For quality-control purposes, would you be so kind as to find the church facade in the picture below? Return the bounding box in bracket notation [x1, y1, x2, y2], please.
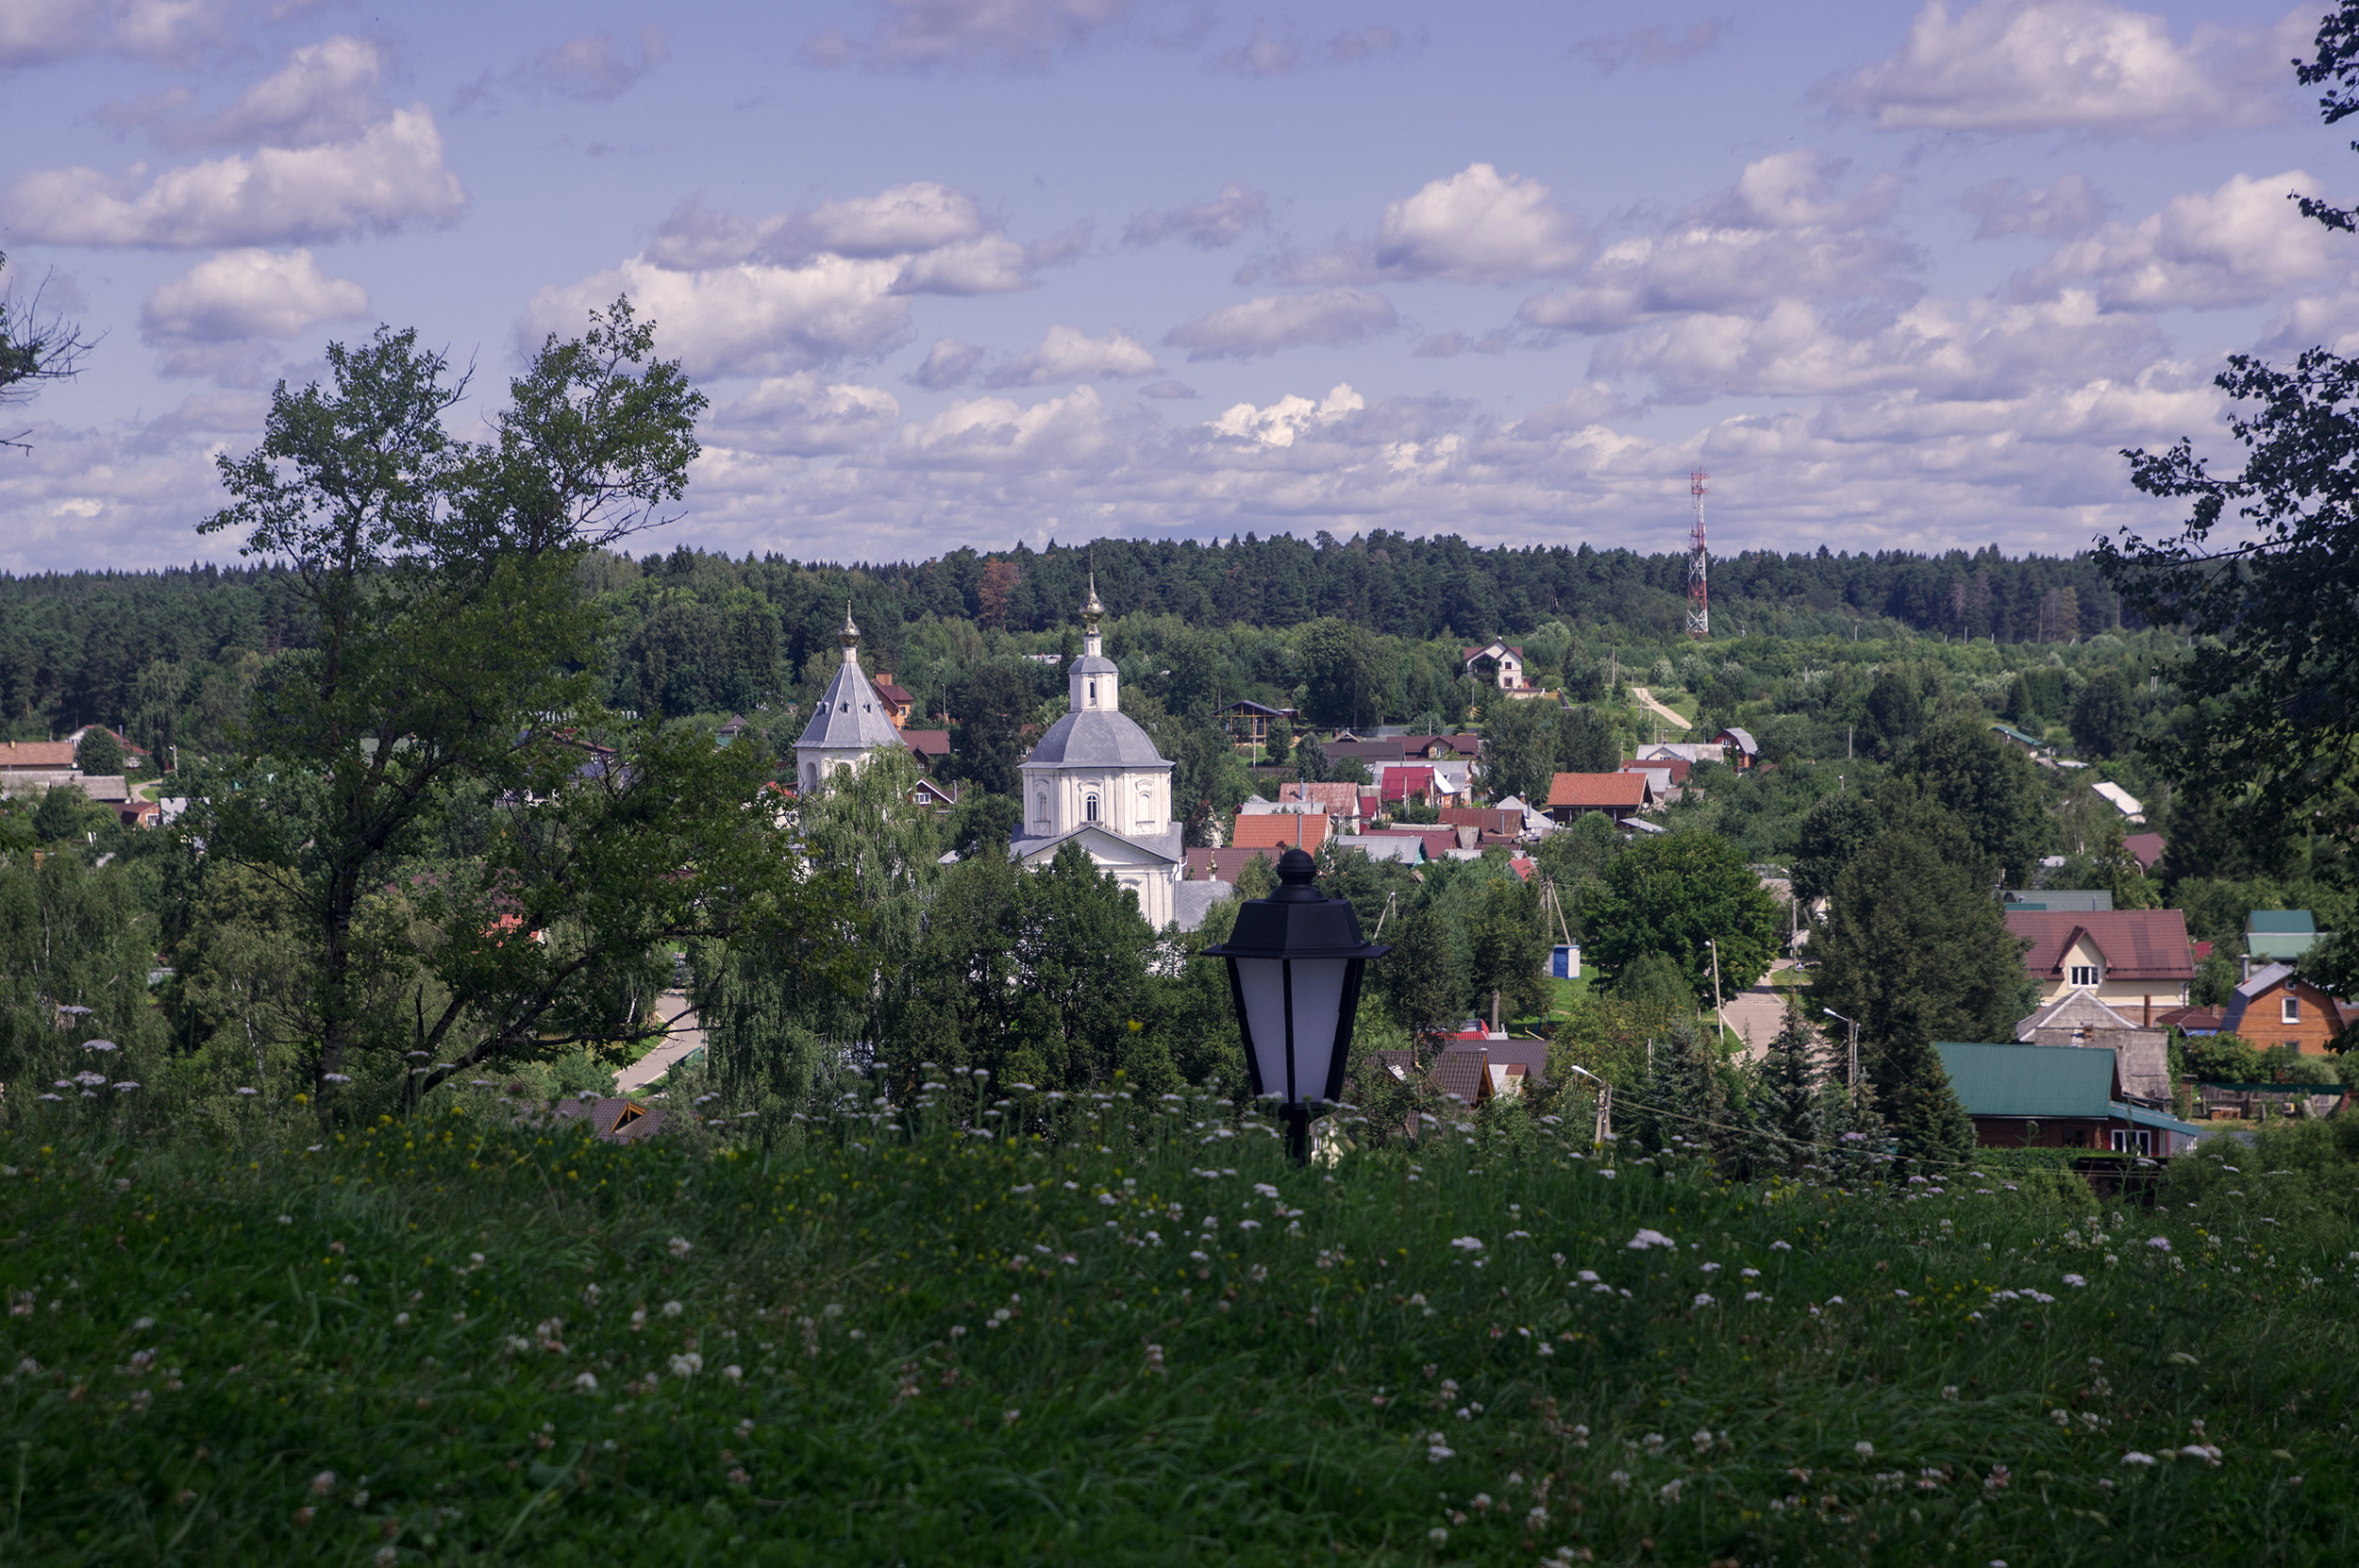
[1008, 580, 1183, 928]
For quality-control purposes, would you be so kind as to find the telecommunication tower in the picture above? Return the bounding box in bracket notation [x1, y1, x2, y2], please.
[1684, 469, 1710, 640]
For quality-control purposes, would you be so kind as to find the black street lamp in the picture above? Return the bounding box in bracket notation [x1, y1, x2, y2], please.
[1201, 846, 1389, 1161]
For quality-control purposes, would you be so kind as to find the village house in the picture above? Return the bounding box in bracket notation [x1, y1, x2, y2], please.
[2003, 908, 2196, 1021]
[1460, 641, 1533, 692]
[1932, 1041, 2205, 1156]
[1544, 771, 1652, 826]
[2220, 963, 2351, 1055]
[2014, 990, 2170, 1103]
[2246, 909, 2326, 968]
[1213, 699, 1299, 753]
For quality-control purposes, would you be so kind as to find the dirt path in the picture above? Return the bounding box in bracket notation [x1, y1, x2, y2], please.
[1626, 686, 1692, 730]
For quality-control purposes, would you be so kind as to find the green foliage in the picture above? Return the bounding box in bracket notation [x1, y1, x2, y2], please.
[952, 661, 1032, 798]
[1263, 716, 1294, 765]
[1813, 811, 2037, 1079]
[1613, 950, 1695, 1012]
[30, 781, 113, 844]
[1754, 993, 1825, 1163]
[2068, 668, 2138, 758]
[1884, 1026, 1978, 1177]
[1578, 829, 1783, 1001]
[1377, 903, 1465, 1042]
[1790, 789, 1880, 904]
[0, 850, 167, 1090]
[74, 726, 123, 776]
[1889, 717, 2052, 886]
[1463, 871, 1549, 1022]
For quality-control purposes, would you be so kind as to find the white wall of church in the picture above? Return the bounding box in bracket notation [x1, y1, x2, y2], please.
[1023, 766, 1168, 840]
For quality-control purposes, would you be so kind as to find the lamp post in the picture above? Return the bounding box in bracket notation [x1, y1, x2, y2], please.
[1201, 846, 1389, 1162]
[1821, 1007, 1860, 1089]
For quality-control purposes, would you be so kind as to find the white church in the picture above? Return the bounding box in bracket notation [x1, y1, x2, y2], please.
[793, 605, 907, 792]
[1005, 579, 1186, 928]
[795, 583, 1208, 930]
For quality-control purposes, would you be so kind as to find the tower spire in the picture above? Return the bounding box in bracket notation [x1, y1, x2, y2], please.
[839, 600, 861, 658]
[1685, 471, 1710, 641]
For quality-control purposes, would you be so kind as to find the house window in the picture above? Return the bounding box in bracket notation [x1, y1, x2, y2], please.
[2068, 963, 2099, 987]
[1085, 793, 1099, 823]
[2108, 1130, 2152, 1156]
[2282, 994, 2300, 1024]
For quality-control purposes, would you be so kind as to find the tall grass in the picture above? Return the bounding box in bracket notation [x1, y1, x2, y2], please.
[2, 1082, 2353, 1564]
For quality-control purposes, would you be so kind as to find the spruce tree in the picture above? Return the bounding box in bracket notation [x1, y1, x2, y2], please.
[1885, 1023, 1978, 1181]
[1755, 993, 1823, 1169]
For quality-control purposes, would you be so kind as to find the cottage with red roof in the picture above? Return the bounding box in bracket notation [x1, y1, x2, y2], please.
[1544, 771, 1651, 825]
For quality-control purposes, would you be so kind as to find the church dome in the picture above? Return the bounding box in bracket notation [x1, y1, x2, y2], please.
[1027, 709, 1171, 769]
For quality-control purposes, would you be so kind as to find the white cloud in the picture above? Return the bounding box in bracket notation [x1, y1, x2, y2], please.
[1210, 384, 1365, 446]
[1123, 183, 1270, 249]
[1276, 162, 1587, 284]
[988, 325, 1159, 386]
[1961, 172, 2106, 238]
[706, 374, 900, 456]
[0, 0, 224, 69]
[141, 247, 368, 343]
[889, 385, 1113, 469]
[909, 337, 985, 389]
[1593, 290, 2162, 403]
[802, 0, 1128, 72]
[1, 106, 466, 247]
[522, 253, 914, 380]
[1165, 287, 1397, 359]
[170, 35, 385, 148]
[1819, 0, 2299, 137]
[644, 184, 1049, 294]
[2018, 170, 2342, 309]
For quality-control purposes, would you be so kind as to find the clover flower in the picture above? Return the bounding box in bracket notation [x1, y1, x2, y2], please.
[667, 1236, 693, 1259]
[1627, 1228, 1675, 1251]
[1449, 1236, 1483, 1252]
[2147, 1237, 2171, 1252]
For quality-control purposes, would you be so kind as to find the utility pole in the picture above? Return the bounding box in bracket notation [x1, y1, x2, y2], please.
[1707, 939, 1723, 1024]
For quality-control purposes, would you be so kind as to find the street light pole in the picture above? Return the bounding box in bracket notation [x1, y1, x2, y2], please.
[1822, 1007, 1860, 1090]
[1202, 847, 1390, 1162]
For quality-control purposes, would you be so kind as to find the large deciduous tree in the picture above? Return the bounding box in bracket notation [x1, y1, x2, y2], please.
[2102, 3, 2359, 873]
[194, 304, 833, 1112]
[1578, 829, 1782, 1002]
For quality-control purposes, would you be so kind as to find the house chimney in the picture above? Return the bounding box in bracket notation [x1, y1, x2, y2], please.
[1491, 989, 1501, 1036]
[2143, 995, 2151, 1027]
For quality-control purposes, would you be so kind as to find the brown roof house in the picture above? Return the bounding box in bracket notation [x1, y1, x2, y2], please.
[0, 742, 78, 773]
[1544, 771, 1651, 825]
[2220, 963, 2351, 1056]
[2004, 909, 2195, 1018]
[2015, 990, 2170, 1104]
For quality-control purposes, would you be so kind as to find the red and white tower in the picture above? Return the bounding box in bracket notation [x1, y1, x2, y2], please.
[1684, 469, 1710, 640]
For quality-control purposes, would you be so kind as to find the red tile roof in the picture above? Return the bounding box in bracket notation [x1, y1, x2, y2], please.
[2123, 832, 2166, 872]
[2004, 909, 2196, 983]
[1546, 772, 1646, 809]
[1441, 807, 1520, 837]
[1230, 812, 1330, 852]
[1380, 765, 1435, 801]
[1279, 781, 1365, 817]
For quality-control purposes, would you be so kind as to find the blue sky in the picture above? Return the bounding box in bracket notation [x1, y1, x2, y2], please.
[2, 0, 2350, 574]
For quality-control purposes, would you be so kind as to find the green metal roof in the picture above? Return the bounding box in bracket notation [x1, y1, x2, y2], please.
[1932, 1042, 2120, 1119]
[2248, 910, 2316, 934]
[2119, 1104, 2205, 1137]
[2249, 931, 2322, 960]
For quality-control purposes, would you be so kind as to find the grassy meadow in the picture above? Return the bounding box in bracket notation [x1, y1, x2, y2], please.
[2, 1086, 2354, 1565]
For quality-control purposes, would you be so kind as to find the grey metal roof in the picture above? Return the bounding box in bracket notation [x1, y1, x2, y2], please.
[1070, 653, 1118, 676]
[1024, 709, 1171, 769]
[1008, 822, 1185, 863]
[1171, 879, 1235, 932]
[795, 653, 906, 753]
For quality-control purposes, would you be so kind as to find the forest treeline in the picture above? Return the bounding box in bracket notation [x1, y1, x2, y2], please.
[0, 534, 2123, 743]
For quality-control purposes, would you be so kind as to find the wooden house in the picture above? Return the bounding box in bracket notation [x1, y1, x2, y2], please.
[2220, 963, 2351, 1055]
[1932, 1041, 2205, 1156]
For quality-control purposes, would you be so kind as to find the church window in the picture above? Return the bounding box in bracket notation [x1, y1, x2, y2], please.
[805, 763, 818, 790]
[1088, 679, 1098, 707]
[1085, 793, 1099, 823]
[1035, 791, 1047, 825]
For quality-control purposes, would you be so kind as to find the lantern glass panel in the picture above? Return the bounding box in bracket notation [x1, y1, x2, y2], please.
[1233, 957, 1350, 1103]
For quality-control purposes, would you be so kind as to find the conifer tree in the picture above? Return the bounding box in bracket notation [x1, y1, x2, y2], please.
[1754, 993, 1823, 1169]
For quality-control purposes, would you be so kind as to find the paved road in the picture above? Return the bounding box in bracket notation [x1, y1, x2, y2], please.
[1719, 961, 1799, 1059]
[613, 991, 704, 1094]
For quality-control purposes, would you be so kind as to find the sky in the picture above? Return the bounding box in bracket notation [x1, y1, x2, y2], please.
[1, 0, 2352, 575]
